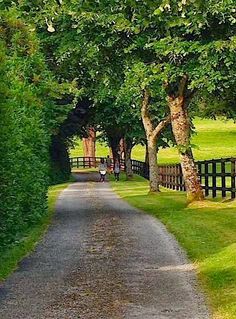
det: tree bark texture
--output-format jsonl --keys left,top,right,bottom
{"left": 141, "top": 89, "right": 170, "bottom": 192}
{"left": 124, "top": 138, "right": 133, "bottom": 180}
{"left": 147, "top": 137, "right": 159, "bottom": 192}
{"left": 108, "top": 134, "right": 123, "bottom": 163}
{"left": 119, "top": 138, "right": 125, "bottom": 160}
{"left": 82, "top": 127, "right": 96, "bottom": 166}
{"left": 145, "top": 141, "right": 149, "bottom": 165}
{"left": 168, "top": 78, "right": 204, "bottom": 202}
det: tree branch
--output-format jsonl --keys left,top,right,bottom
{"left": 152, "top": 115, "right": 171, "bottom": 139}
{"left": 178, "top": 75, "right": 188, "bottom": 96}
{"left": 141, "top": 88, "right": 153, "bottom": 136}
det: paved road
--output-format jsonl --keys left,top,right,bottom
{"left": 0, "top": 172, "right": 209, "bottom": 319}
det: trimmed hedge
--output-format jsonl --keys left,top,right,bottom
{"left": 0, "top": 10, "right": 52, "bottom": 249}
{"left": 0, "top": 7, "right": 83, "bottom": 249}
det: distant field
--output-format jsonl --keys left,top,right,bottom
{"left": 70, "top": 118, "right": 236, "bottom": 164}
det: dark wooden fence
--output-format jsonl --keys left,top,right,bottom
{"left": 70, "top": 156, "right": 236, "bottom": 199}
{"left": 70, "top": 157, "right": 125, "bottom": 170}
{"left": 131, "top": 157, "right": 236, "bottom": 199}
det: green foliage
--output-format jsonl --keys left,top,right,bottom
{"left": 1, "top": 0, "right": 236, "bottom": 247}
{"left": 0, "top": 181, "right": 71, "bottom": 281}
{"left": 0, "top": 9, "right": 60, "bottom": 249}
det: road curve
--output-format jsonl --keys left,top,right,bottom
{"left": 0, "top": 172, "right": 209, "bottom": 319}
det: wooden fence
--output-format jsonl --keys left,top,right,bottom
{"left": 70, "top": 156, "right": 236, "bottom": 199}
{"left": 70, "top": 157, "right": 125, "bottom": 170}
{"left": 131, "top": 158, "right": 236, "bottom": 199}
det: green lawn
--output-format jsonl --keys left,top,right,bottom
{"left": 110, "top": 174, "right": 236, "bottom": 319}
{"left": 70, "top": 139, "right": 108, "bottom": 158}
{"left": 70, "top": 118, "right": 236, "bottom": 164}
{"left": 0, "top": 182, "right": 71, "bottom": 281}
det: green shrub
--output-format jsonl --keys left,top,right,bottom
{"left": 0, "top": 9, "right": 52, "bottom": 249}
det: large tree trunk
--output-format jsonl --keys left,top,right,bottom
{"left": 124, "top": 138, "right": 133, "bottom": 180}
{"left": 145, "top": 141, "right": 149, "bottom": 165}
{"left": 119, "top": 138, "right": 125, "bottom": 160}
{"left": 147, "top": 137, "right": 159, "bottom": 192}
{"left": 82, "top": 127, "right": 96, "bottom": 166}
{"left": 141, "top": 89, "right": 170, "bottom": 193}
{"left": 109, "top": 135, "right": 122, "bottom": 163}
{"left": 168, "top": 92, "right": 204, "bottom": 202}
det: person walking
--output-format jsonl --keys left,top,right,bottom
{"left": 98, "top": 158, "right": 107, "bottom": 182}
{"left": 114, "top": 159, "right": 120, "bottom": 182}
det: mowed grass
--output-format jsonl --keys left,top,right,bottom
{"left": 70, "top": 118, "right": 236, "bottom": 163}
{"left": 157, "top": 118, "right": 236, "bottom": 164}
{"left": 70, "top": 140, "right": 108, "bottom": 158}
{"left": 111, "top": 174, "right": 236, "bottom": 319}
{"left": 0, "top": 182, "right": 71, "bottom": 281}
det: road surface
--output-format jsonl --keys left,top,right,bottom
{"left": 0, "top": 172, "right": 209, "bottom": 319}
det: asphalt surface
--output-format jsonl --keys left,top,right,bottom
{"left": 0, "top": 172, "right": 210, "bottom": 319}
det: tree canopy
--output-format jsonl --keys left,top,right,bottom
{"left": 0, "top": 0, "right": 236, "bottom": 248}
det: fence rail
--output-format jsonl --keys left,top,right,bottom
{"left": 70, "top": 156, "right": 236, "bottom": 199}
{"left": 131, "top": 157, "right": 236, "bottom": 199}
{"left": 70, "top": 156, "right": 125, "bottom": 170}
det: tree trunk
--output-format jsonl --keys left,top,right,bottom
{"left": 168, "top": 95, "right": 204, "bottom": 202}
{"left": 109, "top": 147, "right": 113, "bottom": 158}
{"left": 119, "top": 138, "right": 125, "bottom": 160}
{"left": 145, "top": 141, "right": 149, "bottom": 165}
{"left": 110, "top": 137, "right": 121, "bottom": 163}
{"left": 82, "top": 127, "right": 96, "bottom": 166}
{"left": 147, "top": 137, "right": 159, "bottom": 192}
{"left": 141, "top": 89, "right": 170, "bottom": 192}
{"left": 124, "top": 138, "right": 133, "bottom": 180}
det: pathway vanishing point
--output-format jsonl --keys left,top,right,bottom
{"left": 0, "top": 172, "right": 209, "bottom": 319}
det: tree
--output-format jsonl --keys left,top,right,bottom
{"left": 117, "top": 61, "right": 173, "bottom": 192}
{"left": 94, "top": 97, "right": 146, "bottom": 180}
{"left": 82, "top": 127, "right": 96, "bottom": 159}
{"left": 17, "top": 0, "right": 236, "bottom": 201}
{"left": 141, "top": 89, "right": 170, "bottom": 192}
{"left": 56, "top": 1, "right": 173, "bottom": 191}
{"left": 146, "top": 1, "right": 236, "bottom": 201}
{"left": 75, "top": 0, "right": 236, "bottom": 200}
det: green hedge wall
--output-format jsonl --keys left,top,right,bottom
{"left": 0, "top": 10, "right": 53, "bottom": 249}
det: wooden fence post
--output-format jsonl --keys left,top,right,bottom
{"left": 212, "top": 161, "right": 217, "bottom": 198}
{"left": 221, "top": 159, "right": 226, "bottom": 198}
{"left": 204, "top": 161, "right": 209, "bottom": 197}
{"left": 231, "top": 159, "right": 236, "bottom": 199}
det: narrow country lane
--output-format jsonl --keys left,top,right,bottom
{"left": 0, "top": 172, "right": 209, "bottom": 319}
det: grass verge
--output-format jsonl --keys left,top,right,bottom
{"left": 111, "top": 173, "right": 236, "bottom": 319}
{"left": 0, "top": 182, "right": 72, "bottom": 281}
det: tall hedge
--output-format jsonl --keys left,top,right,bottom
{"left": 0, "top": 10, "right": 53, "bottom": 249}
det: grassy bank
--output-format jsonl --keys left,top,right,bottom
{"left": 70, "top": 118, "right": 236, "bottom": 164}
{"left": 0, "top": 182, "right": 71, "bottom": 281}
{"left": 111, "top": 174, "right": 236, "bottom": 319}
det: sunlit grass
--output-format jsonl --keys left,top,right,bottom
{"left": 70, "top": 118, "right": 236, "bottom": 164}
{"left": 111, "top": 173, "right": 236, "bottom": 319}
